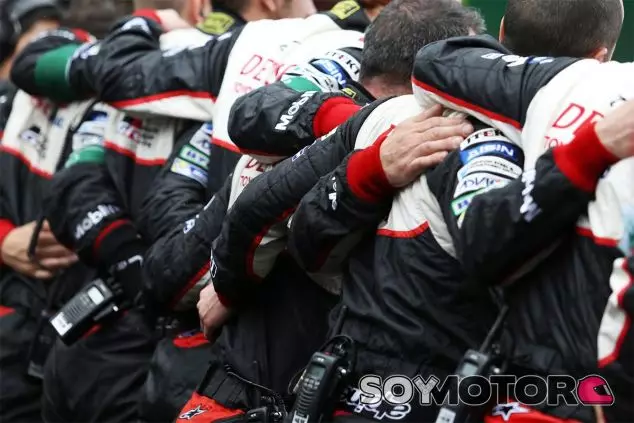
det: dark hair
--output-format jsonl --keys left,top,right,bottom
{"left": 360, "top": 0, "right": 485, "bottom": 86}
{"left": 503, "top": 0, "right": 623, "bottom": 58}
{"left": 213, "top": 0, "right": 250, "bottom": 14}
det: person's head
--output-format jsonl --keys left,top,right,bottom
{"left": 133, "top": 0, "right": 211, "bottom": 25}
{"left": 500, "top": 0, "right": 624, "bottom": 62}
{"left": 359, "top": 0, "right": 484, "bottom": 97}
{"left": 0, "top": 0, "right": 62, "bottom": 76}
{"left": 227, "top": 0, "right": 315, "bottom": 21}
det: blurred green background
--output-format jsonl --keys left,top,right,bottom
{"left": 465, "top": 0, "right": 634, "bottom": 62}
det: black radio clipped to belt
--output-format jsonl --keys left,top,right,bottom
{"left": 287, "top": 306, "right": 355, "bottom": 423}
{"left": 289, "top": 350, "right": 351, "bottom": 423}
{"left": 434, "top": 305, "right": 509, "bottom": 423}
{"left": 49, "top": 278, "right": 121, "bottom": 345}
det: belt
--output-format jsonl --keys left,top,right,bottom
{"left": 197, "top": 361, "right": 290, "bottom": 419}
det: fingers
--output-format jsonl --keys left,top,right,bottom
{"left": 412, "top": 104, "right": 443, "bottom": 121}
{"left": 33, "top": 268, "right": 55, "bottom": 280}
{"left": 410, "top": 151, "right": 450, "bottom": 173}
{"left": 414, "top": 136, "right": 463, "bottom": 157}
{"left": 35, "top": 244, "right": 75, "bottom": 258}
{"left": 412, "top": 117, "right": 473, "bottom": 136}
{"left": 38, "top": 255, "right": 78, "bottom": 270}
{"left": 36, "top": 229, "right": 60, "bottom": 246}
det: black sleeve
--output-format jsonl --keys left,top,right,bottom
{"left": 142, "top": 174, "right": 231, "bottom": 311}
{"left": 138, "top": 123, "right": 212, "bottom": 242}
{"left": 210, "top": 101, "right": 384, "bottom": 307}
{"left": 82, "top": 15, "right": 239, "bottom": 120}
{"left": 10, "top": 28, "right": 97, "bottom": 102}
{"left": 287, "top": 147, "right": 393, "bottom": 273}
{"left": 43, "top": 105, "right": 146, "bottom": 302}
{"left": 229, "top": 80, "right": 359, "bottom": 158}
{"left": 425, "top": 122, "right": 617, "bottom": 285}
{"left": 412, "top": 35, "right": 580, "bottom": 128}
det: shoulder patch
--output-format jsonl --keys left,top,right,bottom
{"left": 197, "top": 12, "right": 236, "bottom": 35}
{"left": 171, "top": 158, "right": 208, "bottom": 186}
{"left": 329, "top": 0, "right": 361, "bottom": 19}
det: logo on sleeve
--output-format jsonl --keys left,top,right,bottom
{"left": 458, "top": 156, "right": 522, "bottom": 181}
{"left": 322, "top": 50, "right": 361, "bottom": 81}
{"left": 171, "top": 158, "right": 208, "bottom": 186}
{"left": 275, "top": 91, "right": 317, "bottom": 131}
{"left": 180, "top": 145, "right": 209, "bottom": 168}
{"left": 460, "top": 141, "right": 523, "bottom": 165}
{"left": 196, "top": 12, "right": 235, "bottom": 35}
{"left": 454, "top": 173, "right": 507, "bottom": 198}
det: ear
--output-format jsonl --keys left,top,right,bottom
{"left": 498, "top": 16, "right": 505, "bottom": 42}
{"left": 591, "top": 47, "right": 610, "bottom": 63}
{"left": 261, "top": 0, "right": 279, "bottom": 15}
{"left": 189, "top": 0, "right": 205, "bottom": 24}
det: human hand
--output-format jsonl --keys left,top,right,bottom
{"left": 155, "top": 9, "right": 192, "bottom": 31}
{"left": 197, "top": 283, "right": 230, "bottom": 340}
{"left": 380, "top": 105, "right": 473, "bottom": 188}
{"left": 1, "top": 221, "right": 77, "bottom": 279}
{"left": 596, "top": 99, "right": 634, "bottom": 159}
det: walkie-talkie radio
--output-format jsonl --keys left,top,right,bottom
{"left": 434, "top": 305, "right": 509, "bottom": 423}
{"left": 289, "top": 351, "right": 350, "bottom": 423}
{"left": 49, "top": 278, "right": 121, "bottom": 345}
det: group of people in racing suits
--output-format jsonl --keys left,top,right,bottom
{"left": 0, "top": 0, "right": 632, "bottom": 421}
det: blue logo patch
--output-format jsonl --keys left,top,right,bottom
{"left": 460, "top": 141, "right": 523, "bottom": 165}
{"left": 310, "top": 58, "right": 348, "bottom": 86}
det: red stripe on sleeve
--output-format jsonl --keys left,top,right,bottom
{"left": 553, "top": 122, "right": 618, "bottom": 193}
{"left": 346, "top": 126, "right": 395, "bottom": 203}
{"left": 313, "top": 97, "right": 361, "bottom": 138}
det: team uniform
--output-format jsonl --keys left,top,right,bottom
{"left": 139, "top": 49, "right": 367, "bottom": 423}
{"left": 9, "top": 22, "right": 233, "bottom": 421}
{"left": 0, "top": 85, "right": 96, "bottom": 421}
{"left": 283, "top": 36, "right": 632, "bottom": 421}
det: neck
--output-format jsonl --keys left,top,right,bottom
{"left": 363, "top": 5, "right": 383, "bottom": 21}
{"left": 239, "top": 5, "right": 271, "bottom": 22}
{"left": 361, "top": 76, "right": 411, "bottom": 99}
{"left": 0, "top": 61, "right": 11, "bottom": 80}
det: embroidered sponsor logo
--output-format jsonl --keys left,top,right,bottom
{"left": 329, "top": 0, "right": 361, "bottom": 20}
{"left": 454, "top": 173, "right": 506, "bottom": 198}
{"left": 180, "top": 145, "right": 209, "bottom": 168}
{"left": 481, "top": 52, "right": 554, "bottom": 67}
{"left": 179, "top": 405, "right": 207, "bottom": 420}
{"left": 322, "top": 49, "right": 361, "bottom": 81}
{"left": 457, "top": 156, "right": 522, "bottom": 181}
{"left": 460, "top": 141, "right": 522, "bottom": 165}
{"left": 72, "top": 110, "right": 109, "bottom": 150}
{"left": 20, "top": 126, "right": 47, "bottom": 158}
{"left": 519, "top": 169, "right": 542, "bottom": 222}
{"left": 310, "top": 58, "right": 350, "bottom": 86}
{"left": 196, "top": 12, "right": 235, "bottom": 35}
{"left": 275, "top": 91, "right": 317, "bottom": 131}
{"left": 171, "top": 158, "right": 208, "bottom": 186}
{"left": 72, "top": 41, "right": 101, "bottom": 61}
{"left": 74, "top": 204, "right": 120, "bottom": 240}
{"left": 189, "top": 129, "right": 212, "bottom": 156}
{"left": 118, "top": 116, "right": 157, "bottom": 147}
{"left": 451, "top": 187, "right": 495, "bottom": 217}
{"left": 490, "top": 402, "right": 530, "bottom": 421}
{"left": 460, "top": 128, "right": 508, "bottom": 151}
